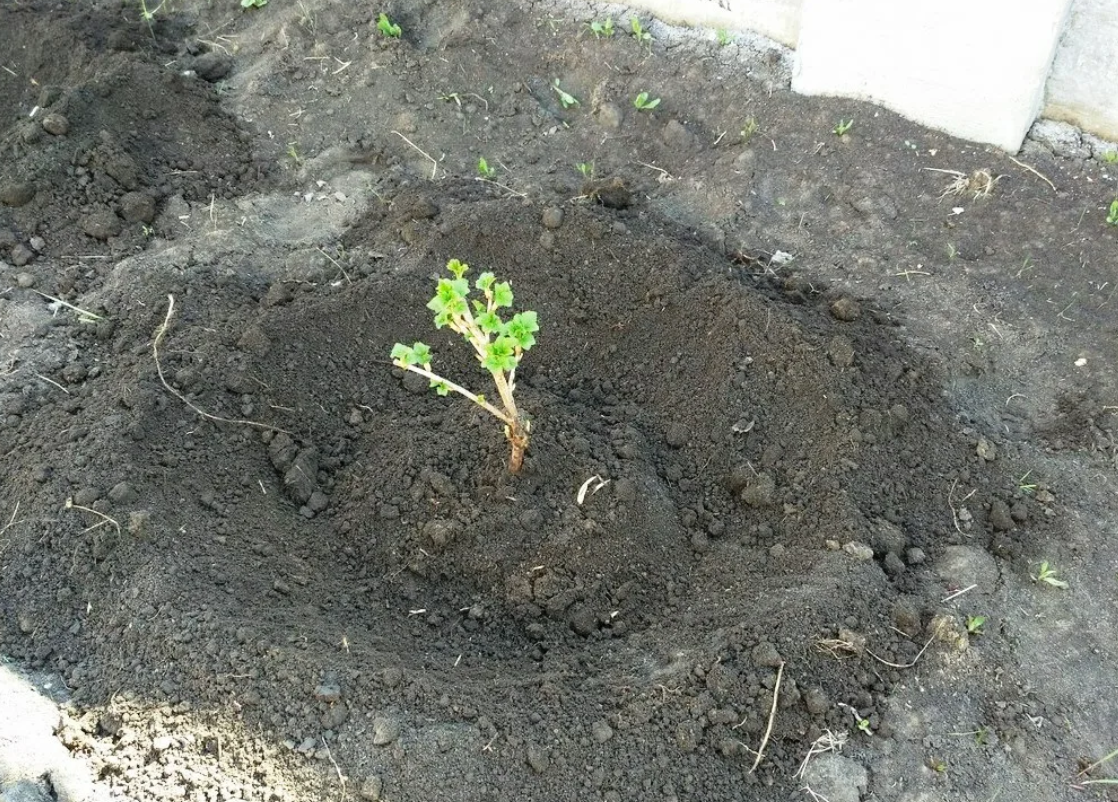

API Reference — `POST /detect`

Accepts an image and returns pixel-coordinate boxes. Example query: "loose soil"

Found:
[2,2,1117,801]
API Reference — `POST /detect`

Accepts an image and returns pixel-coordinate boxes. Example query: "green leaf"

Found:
[390,342,413,364]
[447,258,469,279]
[475,272,496,291]
[483,337,519,372]
[390,341,432,367]
[430,378,451,396]
[476,309,503,334]
[506,311,539,350]
[428,278,468,322]
[410,341,432,364]
[491,281,513,308]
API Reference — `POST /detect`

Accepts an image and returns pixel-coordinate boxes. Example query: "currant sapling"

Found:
[391,259,538,472]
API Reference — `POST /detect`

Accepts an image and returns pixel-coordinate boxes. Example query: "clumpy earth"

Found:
[2,1,1118,801]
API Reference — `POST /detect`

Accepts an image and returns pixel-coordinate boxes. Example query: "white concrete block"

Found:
[792,0,1073,151]
[623,0,801,47]
[1044,0,1118,141]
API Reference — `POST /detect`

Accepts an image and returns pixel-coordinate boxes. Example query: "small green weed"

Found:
[575,161,593,179]
[1102,150,1118,164]
[716,28,732,46]
[928,757,947,774]
[741,116,758,143]
[833,119,854,136]
[633,91,660,111]
[552,79,580,109]
[138,0,168,38]
[391,259,538,473]
[285,142,303,167]
[240,0,267,9]
[377,12,401,38]
[1107,198,1118,226]
[965,615,986,635]
[1078,746,1118,786]
[1031,560,1068,589]
[630,17,652,46]
[589,18,614,38]
[476,157,496,178]
[1016,470,1037,495]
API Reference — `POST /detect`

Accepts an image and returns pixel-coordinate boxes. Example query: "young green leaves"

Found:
[391,259,539,472]
[377,13,401,38]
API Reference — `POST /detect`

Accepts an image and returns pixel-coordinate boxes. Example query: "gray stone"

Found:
[359,775,383,801]
[41,112,69,136]
[120,191,156,223]
[801,754,869,802]
[0,181,36,207]
[827,335,855,367]
[883,551,906,577]
[108,481,139,505]
[596,102,623,130]
[935,545,998,589]
[371,716,400,746]
[192,52,234,82]
[740,473,775,507]
[891,596,921,637]
[80,209,122,240]
[989,499,1014,531]
[16,272,36,288]
[662,119,697,151]
[803,686,830,716]
[751,641,783,668]
[590,719,614,743]
[284,448,319,504]
[10,244,33,266]
[569,604,597,636]
[868,518,907,555]
[541,206,563,229]
[830,296,861,321]
[664,422,690,448]
[526,744,550,773]
[842,541,874,561]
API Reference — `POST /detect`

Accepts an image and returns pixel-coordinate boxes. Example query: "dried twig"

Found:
[30,289,104,320]
[749,661,784,773]
[1006,155,1056,192]
[392,130,438,179]
[65,497,121,536]
[866,633,935,669]
[153,296,287,433]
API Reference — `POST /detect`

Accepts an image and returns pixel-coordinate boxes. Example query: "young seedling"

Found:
[633,91,661,111]
[476,157,496,178]
[575,161,594,179]
[716,28,732,46]
[965,615,986,635]
[741,116,759,143]
[240,0,267,8]
[630,17,652,46]
[1107,198,1118,226]
[552,79,580,109]
[833,119,854,136]
[1031,560,1068,589]
[1017,470,1037,495]
[377,12,402,38]
[1102,151,1118,164]
[138,0,167,39]
[1078,746,1118,786]
[285,142,304,167]
[391,259,539,473]
[589,18,614,38]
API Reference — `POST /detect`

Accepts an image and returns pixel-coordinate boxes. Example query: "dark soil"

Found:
[2,2,1117,801]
